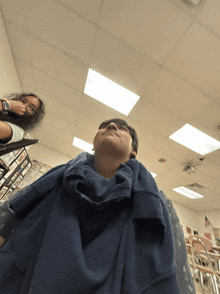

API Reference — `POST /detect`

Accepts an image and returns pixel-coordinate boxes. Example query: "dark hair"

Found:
[1,93,45,131]
[98,118,138,159]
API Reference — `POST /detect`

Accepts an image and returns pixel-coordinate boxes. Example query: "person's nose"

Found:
[21,101,27,108]
[107,123,118,131]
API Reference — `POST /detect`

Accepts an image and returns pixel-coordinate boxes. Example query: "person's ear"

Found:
[130,150,137,158]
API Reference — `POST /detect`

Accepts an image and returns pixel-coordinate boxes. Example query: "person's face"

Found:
[93,122,136,159]
[19,96,40,116]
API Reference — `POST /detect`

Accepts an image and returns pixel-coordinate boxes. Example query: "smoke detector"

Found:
[183,163,197,174]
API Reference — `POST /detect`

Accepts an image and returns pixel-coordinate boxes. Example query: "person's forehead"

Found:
[25,95,37,101]
[25,96,40,107]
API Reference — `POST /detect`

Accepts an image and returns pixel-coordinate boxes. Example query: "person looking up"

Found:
[0,118,180,293]
[93,119,138,179]
[0,93,45,144]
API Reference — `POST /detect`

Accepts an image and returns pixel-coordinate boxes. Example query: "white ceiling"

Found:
[1,0,220,211]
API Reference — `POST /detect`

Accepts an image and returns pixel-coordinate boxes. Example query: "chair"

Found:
[189,235,220,294]
[0,138,39,156]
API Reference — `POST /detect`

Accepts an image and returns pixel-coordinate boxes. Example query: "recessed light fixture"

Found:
[173,186,204,199]
[150,172,157,178]
[158,158,166,162]
[169,123,220,155]
[72,137,94,154]
[84,69,140,115]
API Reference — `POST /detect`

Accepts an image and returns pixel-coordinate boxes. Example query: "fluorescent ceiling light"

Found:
[84,69,140,116]
[73,137,94,154]
[169,123,220,155]
[173,186,204,199]
[150,172,157,178]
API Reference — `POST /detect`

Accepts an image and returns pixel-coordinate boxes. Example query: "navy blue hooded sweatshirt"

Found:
[0,152,180,294]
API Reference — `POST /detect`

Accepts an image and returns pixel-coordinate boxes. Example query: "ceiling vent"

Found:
[185,182,210,197]
[185,183,204,190]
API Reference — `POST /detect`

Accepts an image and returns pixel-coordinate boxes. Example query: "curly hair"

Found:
[98,118,138,159]
[1,93,45,131]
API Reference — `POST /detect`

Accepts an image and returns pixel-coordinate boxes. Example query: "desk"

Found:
[200,250,220,271]
[200,250,220,258]
[0,139,38,156]
[212,246,220,252]
[186,243,192,255]
[212,246,220,271]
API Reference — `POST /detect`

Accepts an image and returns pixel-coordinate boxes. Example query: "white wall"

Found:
[203,211,220,229]
[173,200,202,233]
[172,200,219,245]
[0,10,21,96]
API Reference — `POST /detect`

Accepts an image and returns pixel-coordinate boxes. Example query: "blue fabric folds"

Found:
[0,152,180,293]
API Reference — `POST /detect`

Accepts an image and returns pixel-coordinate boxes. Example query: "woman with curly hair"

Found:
[0,93,45,144]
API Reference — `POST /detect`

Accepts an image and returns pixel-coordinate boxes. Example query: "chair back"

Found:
[188,235,212,253]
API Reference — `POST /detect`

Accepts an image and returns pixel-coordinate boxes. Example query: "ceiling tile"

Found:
[33,125,77,157]
[189,100,220,141]
[198,0,220,38]
[165,23,220,96]
[214,87,220,97]
[16,61,83,111]
[1,0,26,27]
[156,169,220,211]
[1,0,96,64]
[146,68,212,120]
[38,113,77,135]
[182,165,218,190]
[41,99,81,126]
[128,111,198,165]
[31,113,90,158]
[196,157,220,179]
[99,0,192,64]
[156,174,214,211]
[36,105,101,147]
[129,97,186,137]
[136,144,181,176]
[56,0,102,22]
[78,93,126,125]
[5,22,88,92]
[28,143,73,167]
[166,0,201,15]
[90,29,161,96]
[0,11,22,95]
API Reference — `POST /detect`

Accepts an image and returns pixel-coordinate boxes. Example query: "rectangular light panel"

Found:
[169,123,220,155]
[84,69,140,115]
[173,186,204,199]
[73,137,94,154]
